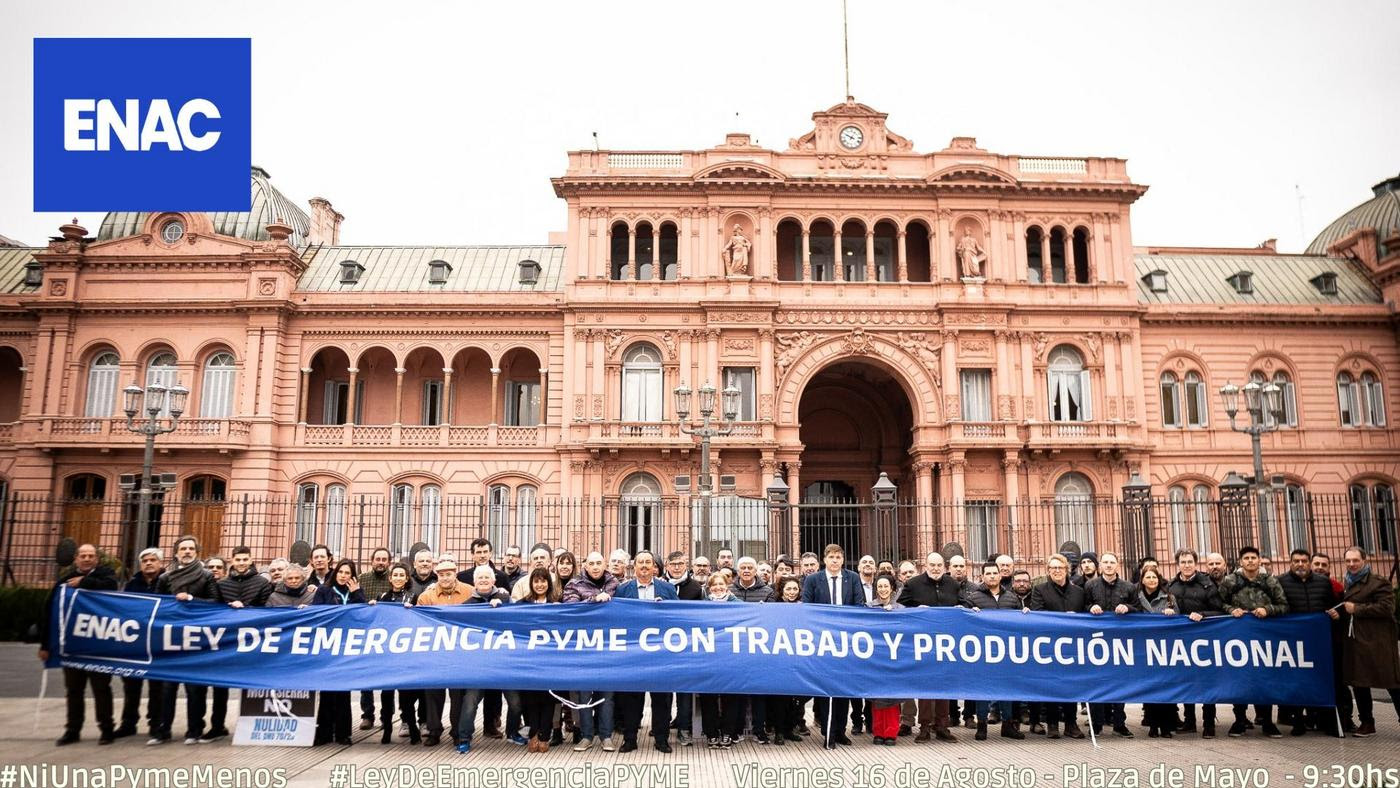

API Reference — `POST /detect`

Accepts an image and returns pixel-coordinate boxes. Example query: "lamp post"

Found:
[122,381,188,574]
[674,382,739,557]
[1218,381,1284,546]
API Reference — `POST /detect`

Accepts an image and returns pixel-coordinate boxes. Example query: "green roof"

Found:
[297,245,564,292]
[1134,253,1379,305]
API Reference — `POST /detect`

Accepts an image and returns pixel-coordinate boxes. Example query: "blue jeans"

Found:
[975,700,1012,721]
[572,690,614,740]
[458,689,521,743]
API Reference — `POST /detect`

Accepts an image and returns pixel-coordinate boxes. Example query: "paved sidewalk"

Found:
[3,689,1399,788]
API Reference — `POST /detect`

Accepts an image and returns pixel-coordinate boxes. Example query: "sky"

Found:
[3,1,1397,251]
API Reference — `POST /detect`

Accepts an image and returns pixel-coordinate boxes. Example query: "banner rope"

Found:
[1084,702,1101,749]
[549,690,605,711]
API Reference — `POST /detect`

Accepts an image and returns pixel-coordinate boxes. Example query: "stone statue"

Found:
[956,228,986,279]
[721,225,751,275]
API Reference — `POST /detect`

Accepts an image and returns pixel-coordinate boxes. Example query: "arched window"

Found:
[1337,372,1361,426]
[1184,371,1208,427]
[1047,346,1090,422]
[419,484,441,554]
[486,484,510,549]
[1025,227,1044,283]
[1167,485,1188,548]
[199,352,236,419]
[1283,483,1308,552]
[145,352,179,418]
[516,485,537,547]
[620,472,662,554]
[610,222,631,280]
[1273,371,1297,427]
[1350,482,1397,556]
[621,344,663,422]
[1052,472,1095,551]
[294,483,318,544]
[1191,484,1214,554]
[85,352,121,418]
[389,483,414,557]
[1361,372,1385,426]
[324,484,346,557]
[1159,372,1181,428]
[1071,226,1090,284]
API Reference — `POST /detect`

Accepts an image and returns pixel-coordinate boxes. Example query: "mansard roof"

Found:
[1133,253,1379,305]
[297,245,564,292]
[0,247,39,294]
[96,166,312,249]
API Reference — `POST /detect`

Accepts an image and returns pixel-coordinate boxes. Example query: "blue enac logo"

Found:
[34,38,252,212]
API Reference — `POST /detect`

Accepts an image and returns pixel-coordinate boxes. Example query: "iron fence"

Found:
[1,490,1393,586]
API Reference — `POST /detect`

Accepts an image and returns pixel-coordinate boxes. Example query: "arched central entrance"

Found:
[796,359,915,557]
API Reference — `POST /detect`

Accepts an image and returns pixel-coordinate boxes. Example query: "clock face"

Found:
[839,125,864,150]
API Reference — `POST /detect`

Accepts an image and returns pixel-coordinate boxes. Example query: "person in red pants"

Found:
[868,574,907,745]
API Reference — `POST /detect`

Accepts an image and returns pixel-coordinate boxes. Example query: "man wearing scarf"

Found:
[1327,546,1400,737]
[151,535,221,745]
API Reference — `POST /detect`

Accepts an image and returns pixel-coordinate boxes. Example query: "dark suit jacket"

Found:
[801,569,863,605]
[614,577,679,600]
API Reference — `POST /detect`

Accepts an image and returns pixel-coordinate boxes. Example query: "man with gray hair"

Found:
[608,548,631,581]
[40,543,119,746]
[564,551,620,751]
[728,555,771,742]
[114,547,165,739]
[409,549,437,598]
[262,556,288,585]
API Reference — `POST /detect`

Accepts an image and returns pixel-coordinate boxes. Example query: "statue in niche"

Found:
[957,227,986,279]
[721,225,752,276]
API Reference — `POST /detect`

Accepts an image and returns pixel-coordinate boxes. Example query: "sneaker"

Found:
[755,733,770,744]
[720,734,733,748]
[399,722,410,738]
[677,730,693,747]
[183,736,200,745]
[964,718,978,730]
[198,728,228,743]
[456,741,471,754]
[601,737,616,752]
[573,737,594,751]
[1262,723,1283,739]
[1227,722,1247,737]
[1029,723,1046,736]
[1112,725,1134,738]
[509,734,529,746]
[707,737,720,749]
[146,734,169,746]
[360,718,375,731]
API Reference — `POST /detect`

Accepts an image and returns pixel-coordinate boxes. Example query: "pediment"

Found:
[693,161,788,182]
[82,230,262,258]
[927,163,1018,186]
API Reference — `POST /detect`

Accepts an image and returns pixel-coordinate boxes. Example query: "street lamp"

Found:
[674,380,739,556]
[1219,380,1285,546]
[122,381,188,576]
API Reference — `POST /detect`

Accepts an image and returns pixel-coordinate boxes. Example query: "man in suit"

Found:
[895,551,961,743]
[613,550,678,753]
[800,543,862,749]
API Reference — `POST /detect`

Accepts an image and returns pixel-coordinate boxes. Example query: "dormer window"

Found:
[1228,270,1254,294]
[23,261,43,287]
[1311,271,1338,296]
[1142,269,1168,293]
[338,260,364,285]
[427,259,452,285]
[518,259,541,286]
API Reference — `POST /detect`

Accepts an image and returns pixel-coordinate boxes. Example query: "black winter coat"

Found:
[40,563,119,647]
[666,573,704,601]
[1030,579,1086,612]
[1278,570,1338,613]
[1085,576,1139,612]
[962,583,1022,610]
[896,573,964,608]
[217,566,273,607]
[124,571,163,594]
[156,563,220,600]
[1166,572,1223,617]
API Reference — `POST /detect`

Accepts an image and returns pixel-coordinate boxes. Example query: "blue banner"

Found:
[47,588,1334,706]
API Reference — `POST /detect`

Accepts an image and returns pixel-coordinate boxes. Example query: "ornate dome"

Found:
[96,166,311,248]
[1306,174,1400,255]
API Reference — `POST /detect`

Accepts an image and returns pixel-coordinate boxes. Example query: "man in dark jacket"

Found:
[1277,548,1339,736]
[151,535,221,745]
[306,544,332,587]
[1167,548,1224,737]
[663,551,703,600]
[1326,546,1400,738]
[202,545,272,742]
[563,552,620,751]
[355,546,394,729]
[1084,552,1137,737]
[893,551,960,744]
[39,543,119,746]
[1218,545,1288,739]
[114,547,164,740]
[614,551,678,752]
[408,548,437,599]
[964,564,1026,740]
[1030,552,1087,740]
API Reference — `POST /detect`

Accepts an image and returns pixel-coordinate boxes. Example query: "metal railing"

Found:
[2,491,1392,587]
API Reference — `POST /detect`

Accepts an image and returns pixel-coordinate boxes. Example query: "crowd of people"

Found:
[38,535,1400,752]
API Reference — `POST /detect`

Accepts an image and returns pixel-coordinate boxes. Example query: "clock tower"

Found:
[786,97,913,155]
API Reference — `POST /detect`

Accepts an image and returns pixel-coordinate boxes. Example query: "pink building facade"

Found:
[2,100,1398,578]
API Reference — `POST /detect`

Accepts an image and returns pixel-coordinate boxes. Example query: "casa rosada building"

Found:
[2,100,1399,580]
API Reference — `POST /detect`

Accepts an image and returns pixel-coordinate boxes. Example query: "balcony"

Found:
[1025,420,1132,450]
[579,420,770,450]
[35,417,252,449]
[947,421,1020,447]
[296,423,544,448]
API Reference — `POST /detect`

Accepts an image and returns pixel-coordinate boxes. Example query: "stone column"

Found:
[758,329,775,418]
[801,230,812,282]
[1019,332,1035,421]
[896,230,908,283]
[489,367,501,425]
[1103,333,1120,421]
[706,329,720,387]
[679,210,692,278]
[591,331,605,420]
[833,229,845,281]
[1041,232,1052,281]
[788,461,802,543]
[298,366,312,423]
[394,367,406,424]
[346,367,359,425]
[915,460,935,555]
[442,367,454,425]
[1012,213,1028,282]
[627,226,637,280]
[1003,452,1022,551]
[758,209,773,280]
[865,230,876,282]
[538,368,549,429]
[941,330,959,420]
[1119,332,1138,423]
[995,329,1011,420]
